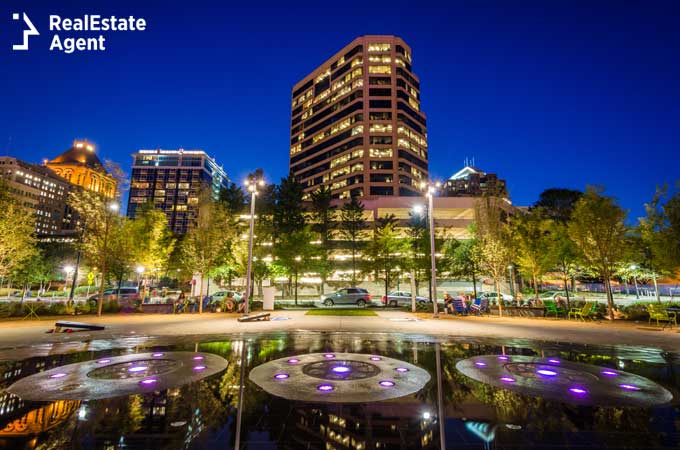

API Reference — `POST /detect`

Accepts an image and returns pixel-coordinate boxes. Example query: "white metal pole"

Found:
[244,190,256,315]
[428,191,439,318]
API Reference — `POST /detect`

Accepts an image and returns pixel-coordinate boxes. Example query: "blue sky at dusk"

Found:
[2,0,679,220]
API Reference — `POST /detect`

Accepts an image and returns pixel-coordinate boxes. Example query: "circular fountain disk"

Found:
[249,352,430,403]
[7,352,228,401]
[456,355,673,407]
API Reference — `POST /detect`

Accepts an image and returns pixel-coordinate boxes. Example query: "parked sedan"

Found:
[538,291,584,302]
[321,288,372,307]
[478,291,514,302]
[381,291,429,307]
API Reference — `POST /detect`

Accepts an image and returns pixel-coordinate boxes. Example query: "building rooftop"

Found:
[48,140,106,170]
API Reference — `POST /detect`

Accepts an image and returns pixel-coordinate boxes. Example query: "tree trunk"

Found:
[604,275,615,321]
[563,274,570,309]
[495,278,503,317]
[652,273,660,302]
[198,274,204,314]
[97,263,107,317]
[471,263,478,298]
[533,273,539,302]
[294,270,298,305]
[351,247,357,285]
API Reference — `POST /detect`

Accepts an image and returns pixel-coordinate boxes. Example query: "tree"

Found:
[405,209,429,295]
[129,203,176,277]
[309,186,336,295]
[444,229,481,298]
[339,196,366,284]
[272,227,315,304]
[366,215,404,298]
[218,182,247,215]
[569,187,628,320]
[475,195,513,316]
[273,175,306,235]
[511,208,555,302]
[180,192,234,313]
[547,221,580,306]
[0,182,37,283]
[68,189,125,316]
[636,185,680,300]
[534,188,583,222]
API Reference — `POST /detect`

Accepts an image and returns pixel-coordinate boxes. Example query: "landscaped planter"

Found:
[489,306,545,317]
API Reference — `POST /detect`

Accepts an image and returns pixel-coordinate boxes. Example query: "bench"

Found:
[54,321,105,332]
[544,300,566,318]
[237,313,270,322]
[568,302,595,321]
[647,304,677,328]
[141,303,175,314]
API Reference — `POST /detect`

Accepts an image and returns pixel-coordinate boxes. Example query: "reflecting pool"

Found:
[0,333,678,449]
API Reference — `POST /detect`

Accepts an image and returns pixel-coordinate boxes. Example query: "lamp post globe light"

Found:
[630,264,640,299]
[418,180,442,318]
[64,265,75,295]
[243,177,265,315]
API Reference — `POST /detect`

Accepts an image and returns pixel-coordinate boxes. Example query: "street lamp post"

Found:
[244,177,265,315]
[630,264,640,299]
[64,265,74,299]
[419,181,441,318]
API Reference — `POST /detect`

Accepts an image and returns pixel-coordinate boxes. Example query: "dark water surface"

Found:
[0,332,677,449]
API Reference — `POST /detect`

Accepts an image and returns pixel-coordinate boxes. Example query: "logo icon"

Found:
[12,12,39,50]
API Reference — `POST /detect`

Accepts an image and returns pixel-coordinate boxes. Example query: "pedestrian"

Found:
[224,292,235,312]
[443,292,454,314]
[237,295,247,313]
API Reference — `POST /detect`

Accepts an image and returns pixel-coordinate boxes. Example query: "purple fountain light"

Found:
[497,356,509,361]
[601,370,618,377]
[474,361,487,367]
[500,376,516,383]
[97,359,111,364]
[537,369,557,377]
[370,356,382,361]
[152,353,164,357]
[140,378,158,385]
[274,373,289,380]
[331,366,351,374]
[128,366,148,373]
[395,367,409,373]
[548,359,560,364]
[193,365,206,371]
[49,372,67,379]
[379,380,396,387]
[317,384,334,392]
[287,358,300,364]
[192,356,205,361]
[619,384,640,391]
[569,387,587,395]
[324,354,335,359]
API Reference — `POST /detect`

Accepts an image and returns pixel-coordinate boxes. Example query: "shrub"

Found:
[47,302,68,316]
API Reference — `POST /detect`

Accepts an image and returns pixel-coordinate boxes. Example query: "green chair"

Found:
[568,302,595,321]
[647,304,677,328]
[543,300,565,318]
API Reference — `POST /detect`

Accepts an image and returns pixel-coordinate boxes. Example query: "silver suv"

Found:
[321,288,372,307]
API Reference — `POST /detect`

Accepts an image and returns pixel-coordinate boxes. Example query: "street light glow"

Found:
[412,204,424,215]
[136,266,145,274]
[64,265,74,273]
[108,202,119,212]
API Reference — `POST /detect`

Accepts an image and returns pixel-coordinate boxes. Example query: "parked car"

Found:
[321,288,372,307]
[88,287,139,302]
[477,291,514,302]
[538,291,584,303]
[381,291,429,307]
[210,291,243,303]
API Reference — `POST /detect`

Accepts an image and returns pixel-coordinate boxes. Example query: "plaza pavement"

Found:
[0,310,678,352]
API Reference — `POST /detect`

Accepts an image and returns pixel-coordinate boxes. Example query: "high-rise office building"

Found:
[127,149,229,234]
[0,157,76,239]
[443,166,508,198]
[289,36,428,199]
[46,139,117,198]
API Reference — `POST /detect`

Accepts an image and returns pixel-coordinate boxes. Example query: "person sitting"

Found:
[223,292,235,313]
[237,295,247,313]
[443,293,454,314]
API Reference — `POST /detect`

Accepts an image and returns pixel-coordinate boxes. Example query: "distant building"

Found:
[442,166,508,198]
[127,149,229,234]
[289,35,428,199]
[0,157,76,239]
[46,139,117,198]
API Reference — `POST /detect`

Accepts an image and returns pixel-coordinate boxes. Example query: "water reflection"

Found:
[0,333,675,449]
